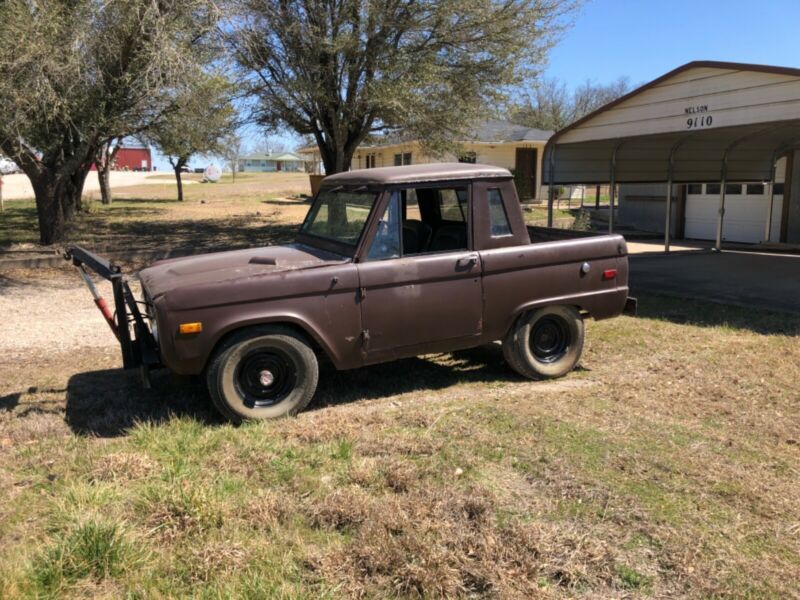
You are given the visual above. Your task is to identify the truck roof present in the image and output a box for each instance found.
[321,163,512,186]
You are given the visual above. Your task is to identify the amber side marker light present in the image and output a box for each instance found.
[179,322,203,334]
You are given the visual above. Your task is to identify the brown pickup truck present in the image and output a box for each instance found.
[66,163,635,421]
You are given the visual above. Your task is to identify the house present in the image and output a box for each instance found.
[299,120,554,200]
[237,152,307,173]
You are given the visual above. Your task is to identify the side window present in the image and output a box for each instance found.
[400,186,468,255]
[366,192,401,261]
[488,188,512,237]
[438,188,467,222]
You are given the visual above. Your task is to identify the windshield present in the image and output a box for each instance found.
[300,188,378,246]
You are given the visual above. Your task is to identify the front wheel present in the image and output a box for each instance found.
[502,306,584,380]
[206,326,319,422]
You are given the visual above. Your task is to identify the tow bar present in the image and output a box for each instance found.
[64,246,160,386]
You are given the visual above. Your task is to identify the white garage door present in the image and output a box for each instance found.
[685,183,783,243]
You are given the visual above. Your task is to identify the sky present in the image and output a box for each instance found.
[545,0,799,85]
[152,0,800,171]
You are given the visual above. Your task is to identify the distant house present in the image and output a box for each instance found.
[237,152,307,173]
[297,120,554,200]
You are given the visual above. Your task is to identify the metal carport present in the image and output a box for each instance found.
[543,61,800,251]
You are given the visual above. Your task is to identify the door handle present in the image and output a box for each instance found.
[456,254,479,269]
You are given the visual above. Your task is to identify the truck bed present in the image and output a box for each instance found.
[526,225,606,243]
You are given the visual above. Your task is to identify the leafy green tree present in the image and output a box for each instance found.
[229,0,575,174]
[146,76,238,201]
[0,0,219,244]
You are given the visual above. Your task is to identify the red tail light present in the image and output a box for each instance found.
[602,269,617,280]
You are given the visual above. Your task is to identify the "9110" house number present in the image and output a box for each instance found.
[687,114,713,129]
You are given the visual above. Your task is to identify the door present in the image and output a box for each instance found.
[357,189,483,362]
[685,183,783,243]
[514,147,538,200]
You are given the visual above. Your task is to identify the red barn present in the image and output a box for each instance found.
[115,147,152,171]
[92,146,152,171]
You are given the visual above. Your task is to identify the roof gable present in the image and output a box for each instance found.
[554,61,800,145]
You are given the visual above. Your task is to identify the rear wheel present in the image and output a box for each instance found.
[503,306,584,380]
[206,326,318,422]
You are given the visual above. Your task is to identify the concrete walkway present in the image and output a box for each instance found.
[630,250,800,314]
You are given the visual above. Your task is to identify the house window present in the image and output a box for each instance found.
[366,154,377,169]
[706,184,721,195]
[488,189,512,237]
[459,151,477,164]
[746,183,765,195]
[774,183,785,195]
[394,152,412,166]
[687,184,702,195]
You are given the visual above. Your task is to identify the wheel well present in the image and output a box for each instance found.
[506,304,587,338]
[206,322,329,372]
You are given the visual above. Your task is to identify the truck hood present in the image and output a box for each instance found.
[139,243,348,300]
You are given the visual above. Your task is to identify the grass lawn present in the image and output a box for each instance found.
[0,172,311,251]
[523,206,575,224]
[0,172,798,598]
[0,290,798,597]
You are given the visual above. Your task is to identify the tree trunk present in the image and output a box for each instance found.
[29,166,91,245]
[98,163,112,204]
[319,141,355,175]
[31,178,65,245]
[174,165,185,202]
[96,139,121,204]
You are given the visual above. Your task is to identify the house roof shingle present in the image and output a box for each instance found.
[467,119,553,143]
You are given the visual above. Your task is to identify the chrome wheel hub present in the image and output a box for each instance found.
[259,369,275,387]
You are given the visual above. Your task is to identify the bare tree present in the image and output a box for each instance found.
[510,76,633,131]
[228,0,575,174]
[146,75,237,201]
[250,137,288,156]
[0,0,220,244]
[221,133,246,183]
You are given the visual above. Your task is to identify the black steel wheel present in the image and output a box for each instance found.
[234,349,298,408]
[503,306,584,380]
[207,326,318,422]
[529,315,570,363]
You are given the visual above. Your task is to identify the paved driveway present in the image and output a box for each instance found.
[630,250,800,314]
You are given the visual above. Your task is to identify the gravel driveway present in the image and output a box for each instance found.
[1,267,124,361]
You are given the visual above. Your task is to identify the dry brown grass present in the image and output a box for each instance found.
[1,180,799,597]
